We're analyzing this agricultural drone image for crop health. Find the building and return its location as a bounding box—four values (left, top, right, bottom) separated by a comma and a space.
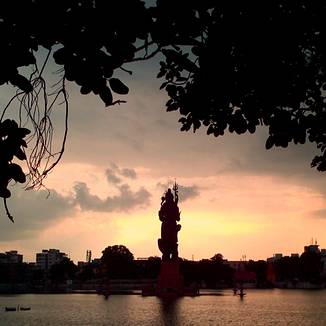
36, 249, 67, 270
0, 250, 23, 264
225, 261, 243, 270
304, 244, 320, 254
266, 253, 283, 263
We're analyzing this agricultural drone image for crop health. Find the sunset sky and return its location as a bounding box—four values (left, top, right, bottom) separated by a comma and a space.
0, 51, 326, 263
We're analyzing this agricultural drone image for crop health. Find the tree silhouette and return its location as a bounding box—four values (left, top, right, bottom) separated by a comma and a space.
101, 245, 135, 278
49, 257, 78, 282
210, 253, 224, 263
1, 1, 326, 219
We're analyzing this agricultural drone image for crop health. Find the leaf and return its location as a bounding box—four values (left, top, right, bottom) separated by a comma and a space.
14, 148, 27, 160
166, 84, 177, 97
99, 87, 113, 106
207, 124, 214, 135
1, 119, 18, 135
248, 124, 256, 134
160, 82, 168, 90
80, 85, 92, 95
162, 49, 198, 72
0, 186, 11, 199
181, 58, 199, 73
53, 47, 69, 65
166, 103, 178, 111
162, 49, 181, 62
16, 127, 31, 138
109, 78, 129, 95
8, 163, 26, 183
19, 139, 27, 148
157, 70, 166, 78
180, 124, 191, 132
265, 136, 274, 150
193, 120, 201, 132
9, 74, 33, 93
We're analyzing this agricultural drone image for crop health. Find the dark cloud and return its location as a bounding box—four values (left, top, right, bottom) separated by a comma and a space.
120, 168, 137, 179
157, 181, 200, 202
105, 168, 122, 184
218, 127, 317, 177
0, 187, 75, 241
105, 163, 137, 184
0, 164, 149, 241
73, 182, 151, 212
178, 185, 200, 202
216, 127, 326, 204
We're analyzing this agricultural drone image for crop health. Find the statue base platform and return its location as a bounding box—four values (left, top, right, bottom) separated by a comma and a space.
156, 260, 184, 298
142, 260, 199, 298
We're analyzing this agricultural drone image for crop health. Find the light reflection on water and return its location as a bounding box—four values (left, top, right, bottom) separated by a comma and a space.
1, 290, 326, 325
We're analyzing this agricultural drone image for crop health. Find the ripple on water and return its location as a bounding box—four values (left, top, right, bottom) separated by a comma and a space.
1, 290, 326, 326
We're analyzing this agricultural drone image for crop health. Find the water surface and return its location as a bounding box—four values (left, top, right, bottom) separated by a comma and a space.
1, 289, 326, 325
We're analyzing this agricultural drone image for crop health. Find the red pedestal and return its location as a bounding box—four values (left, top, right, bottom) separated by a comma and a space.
156, 261, 184, 297
141, 260, 199, 297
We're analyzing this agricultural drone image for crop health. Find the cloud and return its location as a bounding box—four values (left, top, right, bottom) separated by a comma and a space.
0, 164, 149, 242
73, 182, 151, 212
105, 168, 122, 184
120, 168, 137, 179
105, 163, 137, 184
312, 209, 326, 219
0, 187, 75, 241
157, 181, 200, 202
178, 184, 200, 202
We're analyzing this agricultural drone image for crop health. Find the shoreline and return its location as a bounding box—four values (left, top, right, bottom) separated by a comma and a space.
1, 288, 326, 296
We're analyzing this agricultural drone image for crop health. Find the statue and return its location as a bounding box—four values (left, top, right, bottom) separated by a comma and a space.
142, 182, 198, 297
158, 182, 181, 261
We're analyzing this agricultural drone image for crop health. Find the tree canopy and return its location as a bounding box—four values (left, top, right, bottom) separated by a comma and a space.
1, 1, 326, 219
101, 245, 134, 278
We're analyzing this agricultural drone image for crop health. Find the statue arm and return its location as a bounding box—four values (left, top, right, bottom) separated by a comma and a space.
158, 209, 164, 221
175, 208, 180, 221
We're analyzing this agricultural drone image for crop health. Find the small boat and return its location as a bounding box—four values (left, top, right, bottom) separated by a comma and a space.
5, 307, 17, 312
19, 307, 31, 311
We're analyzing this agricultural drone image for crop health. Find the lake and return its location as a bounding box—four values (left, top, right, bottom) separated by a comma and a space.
1, 290, 326, 325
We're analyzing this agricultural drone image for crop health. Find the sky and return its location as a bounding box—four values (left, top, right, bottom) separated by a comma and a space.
0, 50, 326, 263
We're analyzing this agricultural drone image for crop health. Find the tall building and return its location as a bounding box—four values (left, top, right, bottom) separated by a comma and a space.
0, 250, 23, 264
36, 249, 67, 270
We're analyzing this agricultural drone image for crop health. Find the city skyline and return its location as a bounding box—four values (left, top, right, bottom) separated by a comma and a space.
3, 238, 324, 265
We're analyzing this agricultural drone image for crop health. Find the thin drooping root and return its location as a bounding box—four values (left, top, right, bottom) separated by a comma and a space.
1, 49, 69, 191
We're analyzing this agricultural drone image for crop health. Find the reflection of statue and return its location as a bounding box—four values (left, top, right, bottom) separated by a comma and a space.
158, 183, 181, 261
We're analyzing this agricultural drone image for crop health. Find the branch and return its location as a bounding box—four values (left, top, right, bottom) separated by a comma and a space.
4, 198, 14, 223
130, 46, 162, 63
111, 100, 127, 106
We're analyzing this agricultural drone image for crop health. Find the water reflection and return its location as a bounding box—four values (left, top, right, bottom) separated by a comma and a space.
158, 298, 181, 326
2, 291, 326, 325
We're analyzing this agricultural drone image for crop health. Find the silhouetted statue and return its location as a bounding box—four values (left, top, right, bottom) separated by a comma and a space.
158, 183, 181, 261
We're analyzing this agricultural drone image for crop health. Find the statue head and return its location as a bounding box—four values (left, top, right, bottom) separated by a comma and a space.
165, 188, 174, 202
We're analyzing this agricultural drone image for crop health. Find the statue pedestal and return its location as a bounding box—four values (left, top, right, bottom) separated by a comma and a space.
156, 261, 184, 298
141, 260, 199, 297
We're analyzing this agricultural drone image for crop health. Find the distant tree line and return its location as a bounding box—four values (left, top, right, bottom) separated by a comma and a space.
1, 245, 325, 292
